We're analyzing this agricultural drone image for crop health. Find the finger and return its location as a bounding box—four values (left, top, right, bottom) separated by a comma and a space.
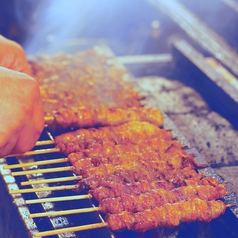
11, 56, 31, 75
0, 35, 30, 74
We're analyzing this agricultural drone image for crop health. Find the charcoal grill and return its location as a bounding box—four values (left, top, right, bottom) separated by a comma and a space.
1, 0, 238, 237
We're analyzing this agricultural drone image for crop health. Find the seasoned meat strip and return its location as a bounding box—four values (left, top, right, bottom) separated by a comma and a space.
51, 106, 163, 129
55, 121, 164, 154
100, 184, 226, 213
106, 198, 226, 231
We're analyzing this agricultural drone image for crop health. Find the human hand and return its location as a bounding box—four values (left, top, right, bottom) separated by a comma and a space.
0, 35, 31, 75
0, 67, 44, 157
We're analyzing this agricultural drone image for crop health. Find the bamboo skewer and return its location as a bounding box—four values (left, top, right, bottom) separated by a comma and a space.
6, 148, 60, 158
11, 166, 74, 176
34, 222, 108, 237
21, 175, 81, 186
4, 158, 68, 169
30, 207, 101, 218
35, 140, 55, 146
9, 184, 79, 194
26, 194, 92, 204
44, 116, 54, 123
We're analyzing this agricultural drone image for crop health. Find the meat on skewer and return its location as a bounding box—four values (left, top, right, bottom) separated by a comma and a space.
69, 144, 195, 173
55, 121, 167, 154
91, 177, 226, 201
56, 127, 175, 155
75, 156, 203, 185
91, 179, 176, 201
100, 184, 227, 214
81, 166, 205, 190
31, 50, 143, 114
80, 160, 163, 182
106, 198, 226, 231
68, 136, 179, 163
49, 106, 164, 129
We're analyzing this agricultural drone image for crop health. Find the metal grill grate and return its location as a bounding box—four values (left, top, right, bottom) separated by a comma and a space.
1, 129, 114, 238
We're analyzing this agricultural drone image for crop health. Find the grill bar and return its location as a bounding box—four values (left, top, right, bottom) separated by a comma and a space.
148, 0, 238, 77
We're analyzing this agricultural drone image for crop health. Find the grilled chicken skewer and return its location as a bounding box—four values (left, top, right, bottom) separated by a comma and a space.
46, 106, 164, 129
106, 198, 226, 231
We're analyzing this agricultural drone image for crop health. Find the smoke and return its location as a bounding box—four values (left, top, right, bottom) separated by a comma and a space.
16, 0, 156, 55
13, 0, 238, 57
22, 0, 122, 54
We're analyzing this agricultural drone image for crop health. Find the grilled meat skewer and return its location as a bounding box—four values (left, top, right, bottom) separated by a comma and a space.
49, 106, 163, 129
81, 167, 204, 190
56, 127, 175, 155
55, 121, 166, 154
67, 136, 177, 160
69, 143, 194, 174
91, 177, 226, 201
106, 198, 226, 231
100, 184, 227, 214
